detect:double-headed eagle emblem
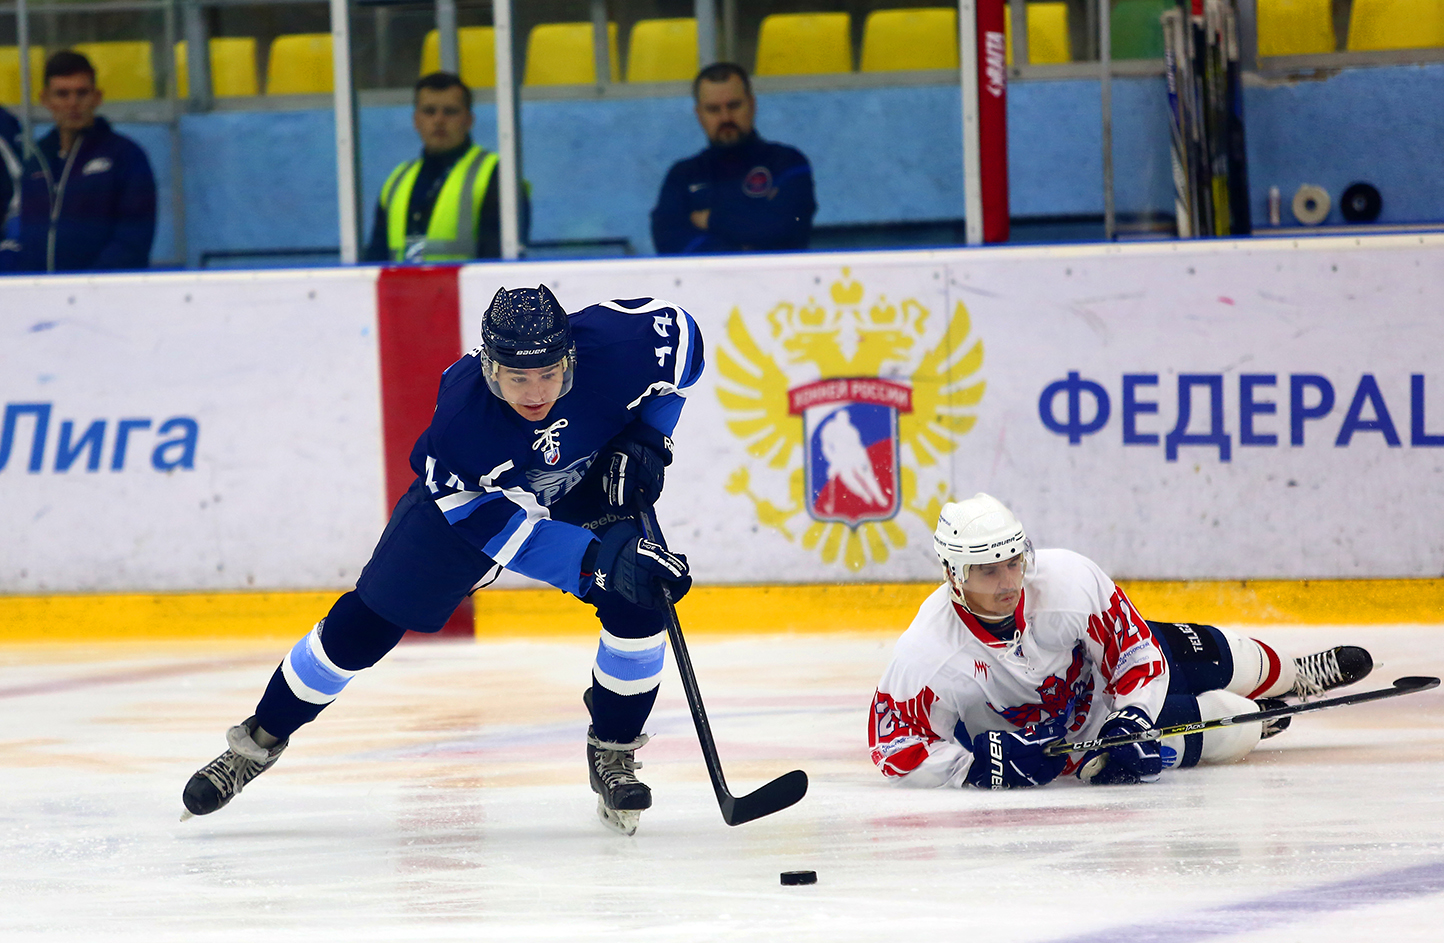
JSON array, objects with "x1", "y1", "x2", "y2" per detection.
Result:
[{"x1": 717, "y1": 268, "x2": 986, "y2": 571}]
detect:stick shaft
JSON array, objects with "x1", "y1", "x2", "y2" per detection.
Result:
[
  {"x1": 636, "y1": 503, "x2": 733, "y2": 802},
  {"x1": 1044, "y1": 677, "x2": 1439, "y2": 757}
]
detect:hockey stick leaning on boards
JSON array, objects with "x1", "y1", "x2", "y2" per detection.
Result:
[
  {"x1": 1043, "y1": 676, "x2": 1440, "y2": 757},
  {"x1": 636, "y1": 498, "x2": 809, "y2": 825}
]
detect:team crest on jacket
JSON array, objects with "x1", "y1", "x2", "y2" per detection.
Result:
[
  {"x1": 717, "y1": 267, "x2": 985, "y2": 571},
  {"x1": 743, "y1": 166, "x2": 773, "y2": 197}
]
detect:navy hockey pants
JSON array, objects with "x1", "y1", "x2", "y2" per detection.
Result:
[
  {"x1": 1149, "y1": 620, "x2": 1238, "y2": 768},
  {"x1": 254, "y1": 477, "x2": 665, "y2": 743}
]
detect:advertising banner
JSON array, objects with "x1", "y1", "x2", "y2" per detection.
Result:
[
  {"x1": 462, "y1": 235, "x2": 1444, "y2": 582},
  {"x1": 3, "y1": 236, "x2": 1440, "y2": 596},
  {"x1": 0, "y1": 270, "x2": 386, "y2": 593}
]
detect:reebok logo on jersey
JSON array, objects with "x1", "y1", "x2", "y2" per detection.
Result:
[{"x1": 974, "y1": 660, "x2": 989, "y2": 680}]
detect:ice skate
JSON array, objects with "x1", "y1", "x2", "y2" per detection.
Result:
[
  {"x1": 587, "y1": 726, "x2": 651, "y2": 836},
  {"x1": 1291, "y1": 646, "x2": 1373, "y2": 700},
  {"x1": 1255, "y1": 698, "x2": 1291, "y2": 739},
  {"x1": 181, "y1": 716, "x2": 288, "y2": 820}
]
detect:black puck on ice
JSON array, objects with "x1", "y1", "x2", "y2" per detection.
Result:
[{"x1": 780, "y1": 870, "x2": 817, "y2": 886}]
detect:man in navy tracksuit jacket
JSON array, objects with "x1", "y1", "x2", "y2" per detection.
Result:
[
  {"x1": 651, "y1": 63, "x2": 815, "y2": 255},
  {"x1": 4, "y1": 51, "x2": 156, "y2": 273},
  {"x1": 1, "y1": 106, "x2": 22, "y2": 252}
]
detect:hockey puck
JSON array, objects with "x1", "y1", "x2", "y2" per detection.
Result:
[
  {"x1": 1340, "y1": 182, "x2": 1382, "y2": 223},
  {"x1": 780, "y1": 870, "x2": 817, "y2": 886},
  {"x1": 1292, "y1": 184, "x2": 1330, "y2": 225}
]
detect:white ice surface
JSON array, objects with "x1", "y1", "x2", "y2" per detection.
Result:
[{"x1": 2, "y1": 625, "x2": 1442, "y2": 942}]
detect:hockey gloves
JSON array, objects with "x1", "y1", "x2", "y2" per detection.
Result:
[
  {"x1": 601, "y1": 423, "x2": 672, "y2": 508},
  {"x1": 591, "y1": 522, "x2": 691, "y2": 610},
  {"x1": 1078, "y1": 707, "x2": 1162, "y2": 785},
  {"x1": 964, "y1": 717, "x2": 1068, "y2": 790}
]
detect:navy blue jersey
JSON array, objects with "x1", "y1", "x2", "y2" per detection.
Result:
[
  {"x1": 651, "y1": 130, "x2": 815, "y2": 255},
  {"x1": 408, "y1": 297, "x2": 704, "y2": 596}
]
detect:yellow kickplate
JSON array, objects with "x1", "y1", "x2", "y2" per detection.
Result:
[{"x1": 0, "y1": 579, "x2": 1440, "y2": 644}]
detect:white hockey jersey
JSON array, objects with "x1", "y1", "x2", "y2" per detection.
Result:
[{"x1": 868, "y1": 548, "x2": 1169, "y2": 787}]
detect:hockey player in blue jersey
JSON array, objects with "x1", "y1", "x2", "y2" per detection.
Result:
[{"x1": 182, "y1": 285, "x2": 703, "y2": 835}]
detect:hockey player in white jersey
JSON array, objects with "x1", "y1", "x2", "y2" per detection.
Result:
[{"x1": 869, "y1": 494, "x2": 1375, "y2": 788}]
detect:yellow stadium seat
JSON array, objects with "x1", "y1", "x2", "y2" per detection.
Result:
[
  {"x1": 1257, "y1": 0, "x2": 1336, "y2": 56},
  {"x1": 0, "y1": 46, "x2": 44, "y2": 105},
  {"x1": 523, "y1": 22, "x2": 620, "y2": 85},
  {"x1": 266, "y1": 33, "x2": 333, "y2": 95},
  {"x1": 860, "y1": 9, "x2": 957, "y2": 71},
  {"x1": 755, "y1": 13, "x2": 852, "y2": 76},
  {"x1": 72, "y1": 42, "x2": 155, "y2": 100},
  {"x1": 175, "y1": 38, "x2": 259, "y2": 98},
  {"x1": 420, "y1": 26, "x2": 496, "y2": 89},
  {"x1": 1347, "y1": 0, "x2": 1444, "y2": 50},
  {"x1": 626, "y1": 18, "x2": 698, "y2": 82},
  {"x1": 1013, "y1": 2, "x2": 1072, "y2": 65}
]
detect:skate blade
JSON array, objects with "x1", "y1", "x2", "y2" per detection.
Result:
[
  {"x1": 179, "y1": 809, "x2": 194, "y2": 822},
  {"x1": 595, "y1": 798, "x2": 641, "y2": 837}
]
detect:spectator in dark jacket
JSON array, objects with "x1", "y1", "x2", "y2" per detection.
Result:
[
  {"x1": 1, "y1": 105, "x2": 22, "y2": 255},
  {"x1": 5, "y1": 51, "x2": 156, "y2": 273},
  {"x1": 651, "y1": 63, "x2": 816, "y2": 255}
]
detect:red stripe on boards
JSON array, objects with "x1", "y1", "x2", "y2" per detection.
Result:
[{"x1": 375, "y1": 265, "x2": 473, "y2": 638}]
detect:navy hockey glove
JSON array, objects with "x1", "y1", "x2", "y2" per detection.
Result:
[
  {"x1": 601, "y1": 423, "x2": 672, "y2": 508},
  {"x1": 1079, "y1": 707, "x2": 1162, "y2": 785},
  {"x1": 590, "y1": 523, "x2": 691, "y2": 609},
  {"x1": 964, "y1": 718, "x2": 1068, "y2": 790}
]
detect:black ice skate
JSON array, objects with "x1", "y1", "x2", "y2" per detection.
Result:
[
  {"x1": 1255, "y1": 698, "x2": 1291, "y2": 739},
  {"x1": 1291, "y1": 646, "x2": 1374, "y2": 700},
  {"x1": 587, "y1": 726, "x2": 651, "y2": 836},
  {"x1": 181, "y1": 716, "x2": 288, "y2": 820}
]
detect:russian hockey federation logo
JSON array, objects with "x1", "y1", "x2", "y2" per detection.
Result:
[
  {"x1": 790, "y1": 378, "x2": 909, "y2": 526},
  {"x1": 717, "y1": 267, "x2": 986, "y2": 571},
  {"x1": 532, "y1": 418, "x2": 568, "y2": 466}
]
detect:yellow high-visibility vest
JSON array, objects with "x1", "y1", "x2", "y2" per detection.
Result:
[{"x1": 380, "y1": 144, "x2": 499, "y2": 262}]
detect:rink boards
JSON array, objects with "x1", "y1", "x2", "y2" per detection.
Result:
[{"x1": 2, "y1": 234, "x2": 1443, "y2": 630}]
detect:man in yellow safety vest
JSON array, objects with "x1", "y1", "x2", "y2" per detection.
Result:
[{"x1": 364, "y1": 72, "x2": 527, "y2": 262}]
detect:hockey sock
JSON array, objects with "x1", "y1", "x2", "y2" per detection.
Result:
[
  {"x1": 1216, "y1": 628, "x2": 1296, "y2": 698},
  {"x1": 589, "y1": 626, "x2": 666, "y2": 743},
  {"x1": 254, "y1": 592, "x2": 407, "y2": 739}
]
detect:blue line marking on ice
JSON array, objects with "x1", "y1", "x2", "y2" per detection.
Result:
[{"x1": 1042, "y1": 860, "x2": 1444, "y2": 943}]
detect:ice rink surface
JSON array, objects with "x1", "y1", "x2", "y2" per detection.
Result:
[{"x1": 2, "y1": 624, "x2": 1443, "y2": 942}]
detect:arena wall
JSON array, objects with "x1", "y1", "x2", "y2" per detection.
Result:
[
  {"x1": 103, "y1": 63, "x2": 1444, "y2": 266},
  {"x1": 3, "y1": 235, "x2": 1442, "y2": 636}
]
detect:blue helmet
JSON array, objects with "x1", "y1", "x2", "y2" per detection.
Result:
[{"x1": 479, "y1": 285, "x2": 577, "y2": 398}]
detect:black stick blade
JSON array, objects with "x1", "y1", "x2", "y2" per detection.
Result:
[
  {"x1": 720, "y1": 770, "x2": 809, "y2": 827},
  {"x1": 1394, "y1": 676, "x2": 1440, "y2": 691}
]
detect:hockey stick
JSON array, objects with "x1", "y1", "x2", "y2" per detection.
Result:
[
  {"x1": 636, "y1": 500, "x2": 808, "y2": 826},
  {"x1": 1044, "y1": 676, "x2": 1440, "y2": 757}
]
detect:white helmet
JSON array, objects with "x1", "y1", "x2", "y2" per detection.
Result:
[{"x1": 933, "y1": 494, "x2": 1033, "y2": 602}]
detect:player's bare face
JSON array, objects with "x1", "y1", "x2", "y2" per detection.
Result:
[
  {"x1": 42, "y1": 73, "x2": 102, "y2": 136},
  {"x1": 413, "y1": 86, "x2": 473, "y2": 154},
  {"x1": 497, "y1": 363, "x2": 566, "y2": 421},
  {"x1": 695, "y1": 76, "x2": 755, "y2": 147},
  {"x1": 962, "y1": 554, "x2": 1026, "y2": 619}
]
